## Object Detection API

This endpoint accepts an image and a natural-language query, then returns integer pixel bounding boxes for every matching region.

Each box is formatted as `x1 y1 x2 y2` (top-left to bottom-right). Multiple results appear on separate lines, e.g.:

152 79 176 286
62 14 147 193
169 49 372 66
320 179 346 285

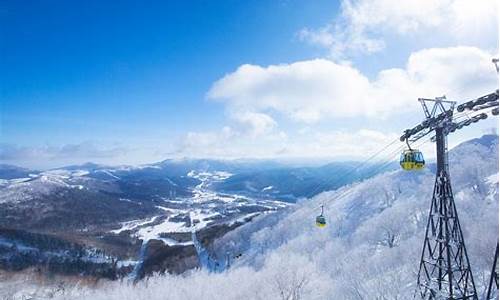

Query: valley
0 167 290 280
0 159 386 282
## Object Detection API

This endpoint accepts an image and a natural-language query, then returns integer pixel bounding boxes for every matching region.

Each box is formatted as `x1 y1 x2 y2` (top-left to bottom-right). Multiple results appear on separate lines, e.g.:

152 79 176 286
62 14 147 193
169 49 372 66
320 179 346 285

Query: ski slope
5 136 499 299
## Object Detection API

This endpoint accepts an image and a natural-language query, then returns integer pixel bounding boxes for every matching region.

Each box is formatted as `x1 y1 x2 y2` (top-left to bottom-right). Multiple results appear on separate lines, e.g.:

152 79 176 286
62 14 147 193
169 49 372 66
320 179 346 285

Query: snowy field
106 170 291 247
1 139 498 300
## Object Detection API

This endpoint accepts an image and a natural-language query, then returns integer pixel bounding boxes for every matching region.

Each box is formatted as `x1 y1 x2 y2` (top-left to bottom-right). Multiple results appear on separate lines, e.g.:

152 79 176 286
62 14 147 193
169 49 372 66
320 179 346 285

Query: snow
192 231 225 273
72 170 90 177
3 136 499 300
108 168 288 250
96 169 121 179
187 171 249 206
261 186 273 192
486 172 498 185
42 169 89 178
155 206 183 213
0 168 97 204
135 218 188 239
6 137 499 298
188 171 233 181
119 198 141 205
190 209 220 230
227 212 261 226
8 178 32 184
117 259 138 268
0 176 67 204
158 237 193 246
134 209 221 243
39 174 71 187
110 217 159 234
164 177 178 186
114 165 161 171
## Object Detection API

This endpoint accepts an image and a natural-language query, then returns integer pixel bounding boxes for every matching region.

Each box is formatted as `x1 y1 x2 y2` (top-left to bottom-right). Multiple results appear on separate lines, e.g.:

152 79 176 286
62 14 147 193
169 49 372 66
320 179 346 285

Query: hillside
0 157 392 286
3 135 497 299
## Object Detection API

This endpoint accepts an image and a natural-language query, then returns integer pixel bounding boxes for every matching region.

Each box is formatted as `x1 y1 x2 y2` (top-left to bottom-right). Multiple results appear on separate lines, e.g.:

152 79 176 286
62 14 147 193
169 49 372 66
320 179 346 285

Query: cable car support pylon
400 89 499 299
486 242 499 300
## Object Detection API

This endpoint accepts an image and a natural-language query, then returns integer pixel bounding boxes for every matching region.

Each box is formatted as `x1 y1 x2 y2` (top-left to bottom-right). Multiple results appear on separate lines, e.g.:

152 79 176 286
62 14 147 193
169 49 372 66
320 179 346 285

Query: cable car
400 138 425 171
400 149 425 171
316 205 326 228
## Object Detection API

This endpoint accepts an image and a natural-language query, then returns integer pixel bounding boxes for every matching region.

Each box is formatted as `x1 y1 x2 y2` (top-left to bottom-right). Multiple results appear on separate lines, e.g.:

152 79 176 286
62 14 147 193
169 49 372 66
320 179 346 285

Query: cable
303 137 432 223
303 92 497 222
304 137 402 199
302 137 425 220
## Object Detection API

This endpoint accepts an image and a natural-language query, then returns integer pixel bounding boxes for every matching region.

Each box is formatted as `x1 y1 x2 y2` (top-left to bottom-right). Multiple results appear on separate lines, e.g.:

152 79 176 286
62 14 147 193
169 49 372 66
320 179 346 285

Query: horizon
4 132 498 171
1 0 498 169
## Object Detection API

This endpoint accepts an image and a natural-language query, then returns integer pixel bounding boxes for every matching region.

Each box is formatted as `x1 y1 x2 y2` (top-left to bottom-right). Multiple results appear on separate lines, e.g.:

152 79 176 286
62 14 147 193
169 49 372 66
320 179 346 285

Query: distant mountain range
0 156 396 280
0 158 396 204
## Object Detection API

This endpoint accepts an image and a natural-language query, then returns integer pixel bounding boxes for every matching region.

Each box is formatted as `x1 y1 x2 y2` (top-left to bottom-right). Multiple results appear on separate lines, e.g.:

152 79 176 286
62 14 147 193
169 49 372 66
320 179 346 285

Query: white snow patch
261 186 273 192
110 216 159 234
155 206 183 214
135 218 188 240
96 170 120 179
158 237 194 246
486 173 498 185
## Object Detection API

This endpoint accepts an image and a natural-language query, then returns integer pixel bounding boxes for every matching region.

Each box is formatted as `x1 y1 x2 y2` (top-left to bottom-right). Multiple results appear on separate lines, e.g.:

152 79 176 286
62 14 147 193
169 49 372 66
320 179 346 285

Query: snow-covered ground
2 138 497 300
14 136 492 300
0 168 93 204
110 216 159 234
486 172 498 185
188 170 233 203
109 171 290 247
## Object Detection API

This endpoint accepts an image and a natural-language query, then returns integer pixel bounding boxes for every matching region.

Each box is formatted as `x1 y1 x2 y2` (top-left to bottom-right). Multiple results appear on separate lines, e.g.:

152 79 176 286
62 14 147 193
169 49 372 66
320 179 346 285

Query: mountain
213 161 397 201
11 135 494 300
208 134 499 299
0 164 36 179
0 157 390 284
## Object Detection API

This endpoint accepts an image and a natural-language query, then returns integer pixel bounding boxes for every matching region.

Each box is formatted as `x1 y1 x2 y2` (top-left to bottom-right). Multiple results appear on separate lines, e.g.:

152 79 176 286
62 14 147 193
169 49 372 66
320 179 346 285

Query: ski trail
129 241 148 282
191 230 224 273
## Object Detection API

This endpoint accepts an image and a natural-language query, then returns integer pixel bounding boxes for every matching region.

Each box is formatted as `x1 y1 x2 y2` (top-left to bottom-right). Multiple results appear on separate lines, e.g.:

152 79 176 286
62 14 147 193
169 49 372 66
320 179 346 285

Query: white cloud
176 110 282 158
299 0 498 58
208 59 370 123
0 142 127 161
229 111 277 138
406 47 498 96
297 27 335 48
177 125 288 159
208 46 497 123
0 142 130 169
180 126 239 157
176 127 400 159
193 0 498 160
282 129 400 158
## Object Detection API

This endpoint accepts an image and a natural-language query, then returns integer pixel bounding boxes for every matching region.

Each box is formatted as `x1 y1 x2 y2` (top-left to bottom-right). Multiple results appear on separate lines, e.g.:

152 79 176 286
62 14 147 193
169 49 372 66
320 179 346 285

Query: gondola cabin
316 215 326 228
400 149 425 171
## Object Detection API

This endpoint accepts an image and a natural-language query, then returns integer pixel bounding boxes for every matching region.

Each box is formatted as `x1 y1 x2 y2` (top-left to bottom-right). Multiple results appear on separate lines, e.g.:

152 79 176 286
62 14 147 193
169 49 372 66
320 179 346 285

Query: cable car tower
486 58 499 300
486 242 498 300
400 89 499 299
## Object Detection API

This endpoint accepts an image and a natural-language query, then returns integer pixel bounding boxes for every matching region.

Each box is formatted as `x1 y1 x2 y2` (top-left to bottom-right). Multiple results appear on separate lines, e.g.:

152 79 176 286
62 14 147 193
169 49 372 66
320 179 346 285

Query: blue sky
1 0 498 168
2 1 335 142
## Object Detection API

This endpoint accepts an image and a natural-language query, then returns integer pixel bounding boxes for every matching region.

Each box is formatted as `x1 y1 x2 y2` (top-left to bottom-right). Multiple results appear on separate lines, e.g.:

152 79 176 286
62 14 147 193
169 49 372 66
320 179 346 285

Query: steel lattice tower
400 59 498 298
486 242 499 300
416 128 477 299
398 93 500 300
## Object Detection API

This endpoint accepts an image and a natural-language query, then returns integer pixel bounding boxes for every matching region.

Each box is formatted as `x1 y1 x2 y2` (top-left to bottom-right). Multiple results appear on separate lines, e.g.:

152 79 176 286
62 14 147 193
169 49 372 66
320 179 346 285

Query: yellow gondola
400 138 425 171
316 215 326 227
316 205 326 228
400 149 425 170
